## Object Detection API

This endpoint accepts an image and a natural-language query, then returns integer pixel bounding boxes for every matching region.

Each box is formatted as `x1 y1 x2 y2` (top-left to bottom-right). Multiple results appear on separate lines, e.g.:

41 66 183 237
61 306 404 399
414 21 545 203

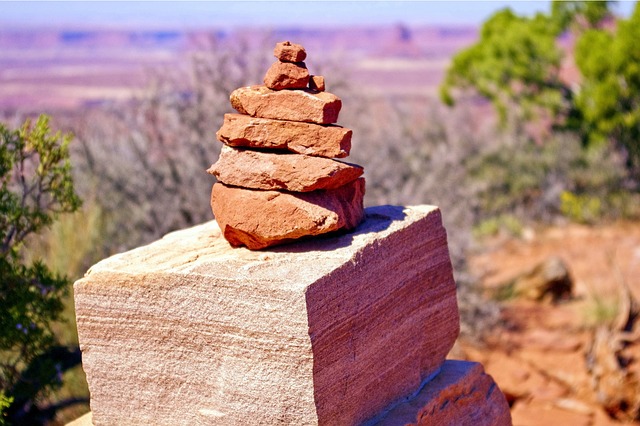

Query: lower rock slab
372 360 512 426
74 205 460 425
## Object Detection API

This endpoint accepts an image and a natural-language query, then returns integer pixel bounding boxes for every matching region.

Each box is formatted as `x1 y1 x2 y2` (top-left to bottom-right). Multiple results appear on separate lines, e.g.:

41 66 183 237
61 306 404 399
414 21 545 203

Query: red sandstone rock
216 113 351 158
309 75 325 92
208 145 363 192
376 361 512 426
264 61 310 90
274 40 306 62
230 85 341 124
74 205 460 425
210 178 365 249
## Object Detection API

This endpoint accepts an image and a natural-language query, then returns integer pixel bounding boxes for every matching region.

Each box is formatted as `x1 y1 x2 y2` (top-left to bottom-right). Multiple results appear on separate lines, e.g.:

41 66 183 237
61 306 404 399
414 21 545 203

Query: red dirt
461 221 640 425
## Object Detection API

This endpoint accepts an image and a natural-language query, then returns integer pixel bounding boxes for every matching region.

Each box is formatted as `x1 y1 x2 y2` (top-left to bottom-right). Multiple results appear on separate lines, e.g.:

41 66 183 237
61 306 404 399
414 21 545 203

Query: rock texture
274 40 306 62
264 61 310 90
373 361 512 426
74 205 461 426
216 113 351 158
210 41 363 249
230 85 342 124
309 75 325 92
210 178 365 250
73 39 511 426
208 145 363 192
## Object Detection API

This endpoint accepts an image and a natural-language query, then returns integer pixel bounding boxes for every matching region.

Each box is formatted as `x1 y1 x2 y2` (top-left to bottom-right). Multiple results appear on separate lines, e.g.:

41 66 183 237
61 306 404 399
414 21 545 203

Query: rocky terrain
457 221 640 425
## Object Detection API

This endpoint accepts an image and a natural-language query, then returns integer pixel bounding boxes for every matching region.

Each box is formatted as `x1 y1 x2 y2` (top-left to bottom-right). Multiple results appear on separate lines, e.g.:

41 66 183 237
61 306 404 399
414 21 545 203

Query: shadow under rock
269 205 407 253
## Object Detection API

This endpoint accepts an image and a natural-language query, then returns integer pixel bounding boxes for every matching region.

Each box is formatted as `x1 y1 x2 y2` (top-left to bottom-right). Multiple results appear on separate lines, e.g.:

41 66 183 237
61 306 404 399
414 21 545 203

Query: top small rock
274 41 307 63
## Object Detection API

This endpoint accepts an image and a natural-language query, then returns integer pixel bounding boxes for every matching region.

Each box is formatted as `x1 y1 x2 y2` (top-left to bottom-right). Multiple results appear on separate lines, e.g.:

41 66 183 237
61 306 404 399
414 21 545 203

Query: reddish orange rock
376 361 512 426
264 61 310 90
208 145 363 192
216 113 351 158
309 75 325 92
210 178 365 250
230 85 341 124
273 40 306 62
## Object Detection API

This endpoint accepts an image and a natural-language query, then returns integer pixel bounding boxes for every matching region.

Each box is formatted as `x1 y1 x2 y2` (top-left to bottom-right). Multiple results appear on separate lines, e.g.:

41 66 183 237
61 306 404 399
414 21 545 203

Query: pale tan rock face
208 145 363 192
230 85 342 124
274 40 306 62
263 61 310 90
210 178 365 250
216 113 351 158
375 361 512 426
74 205 460 426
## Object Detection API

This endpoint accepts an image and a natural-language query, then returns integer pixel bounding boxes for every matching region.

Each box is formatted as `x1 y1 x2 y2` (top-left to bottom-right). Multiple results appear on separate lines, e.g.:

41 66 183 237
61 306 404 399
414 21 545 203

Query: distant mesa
374 23 425 59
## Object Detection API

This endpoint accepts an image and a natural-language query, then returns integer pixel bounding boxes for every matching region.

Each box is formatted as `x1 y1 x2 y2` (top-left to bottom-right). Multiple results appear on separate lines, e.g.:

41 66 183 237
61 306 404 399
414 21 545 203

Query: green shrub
469 132 636 225
0 115 85 424
0 393 12 426
473 214 524 239
560 191 602 223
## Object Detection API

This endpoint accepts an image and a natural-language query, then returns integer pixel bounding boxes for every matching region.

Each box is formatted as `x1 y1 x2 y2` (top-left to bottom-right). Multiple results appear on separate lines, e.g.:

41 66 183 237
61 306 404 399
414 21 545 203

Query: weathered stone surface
264 61 310 90
216 113 351 158
230 85 341 124
211 178 365 249
75 205 460 425
374 360 512 426
274 40 306 62
309 75 325 92
208 145 363 192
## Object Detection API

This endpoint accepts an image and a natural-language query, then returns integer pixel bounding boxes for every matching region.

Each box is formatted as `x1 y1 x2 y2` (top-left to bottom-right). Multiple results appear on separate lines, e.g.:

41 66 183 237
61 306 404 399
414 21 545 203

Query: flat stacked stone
209 41 364 250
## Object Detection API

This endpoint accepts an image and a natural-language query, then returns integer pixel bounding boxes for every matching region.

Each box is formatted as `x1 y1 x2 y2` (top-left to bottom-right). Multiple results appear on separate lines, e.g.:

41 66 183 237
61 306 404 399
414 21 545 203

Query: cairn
208 41 365 250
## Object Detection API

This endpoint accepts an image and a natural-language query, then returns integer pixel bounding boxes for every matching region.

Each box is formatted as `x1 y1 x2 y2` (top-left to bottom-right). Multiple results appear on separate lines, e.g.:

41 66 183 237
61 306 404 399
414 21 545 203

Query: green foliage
582 293 620 327
0 393 11 426
440 7 569 127
575 2 640 169
469 132 634 224
26 199 105 280
1 115 81 258
560 191 603 223
473 214 524 239
0 115 82 423
551 1 612 32
442 0 640 175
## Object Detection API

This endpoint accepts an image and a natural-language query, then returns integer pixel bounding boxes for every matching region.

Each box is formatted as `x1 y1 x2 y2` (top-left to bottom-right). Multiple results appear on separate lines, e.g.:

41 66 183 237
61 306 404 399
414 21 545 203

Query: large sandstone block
216 113 351 158
374 360 512 426
210 178 366 250
208 145 363 192
75 205 460 426
230 85 342 124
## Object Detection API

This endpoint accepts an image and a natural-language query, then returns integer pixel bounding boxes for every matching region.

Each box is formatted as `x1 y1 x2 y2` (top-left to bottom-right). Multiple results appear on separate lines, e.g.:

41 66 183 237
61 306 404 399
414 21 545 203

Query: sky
0 1 636 29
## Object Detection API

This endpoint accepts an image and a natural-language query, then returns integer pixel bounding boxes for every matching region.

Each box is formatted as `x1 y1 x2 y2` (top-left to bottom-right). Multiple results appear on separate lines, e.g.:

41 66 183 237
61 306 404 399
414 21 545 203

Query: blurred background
1 1 639 425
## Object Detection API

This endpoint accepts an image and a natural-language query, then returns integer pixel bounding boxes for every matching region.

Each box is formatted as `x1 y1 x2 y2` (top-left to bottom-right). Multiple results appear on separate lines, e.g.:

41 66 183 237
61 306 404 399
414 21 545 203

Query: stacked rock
208 41 365 250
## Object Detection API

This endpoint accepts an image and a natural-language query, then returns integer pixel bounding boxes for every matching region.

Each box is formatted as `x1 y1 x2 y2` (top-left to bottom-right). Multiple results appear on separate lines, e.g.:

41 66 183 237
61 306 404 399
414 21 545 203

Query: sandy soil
461 221 640 425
